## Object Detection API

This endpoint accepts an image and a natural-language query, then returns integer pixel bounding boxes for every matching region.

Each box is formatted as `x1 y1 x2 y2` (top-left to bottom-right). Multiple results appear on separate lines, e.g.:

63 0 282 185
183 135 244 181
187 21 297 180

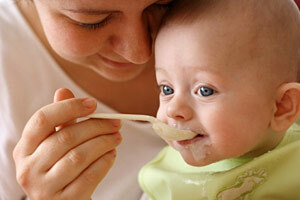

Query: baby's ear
270 83 300 131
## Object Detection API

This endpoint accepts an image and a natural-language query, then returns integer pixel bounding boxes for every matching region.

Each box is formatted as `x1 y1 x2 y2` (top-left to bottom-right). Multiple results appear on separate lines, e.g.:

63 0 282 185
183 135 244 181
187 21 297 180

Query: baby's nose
166 97 193 121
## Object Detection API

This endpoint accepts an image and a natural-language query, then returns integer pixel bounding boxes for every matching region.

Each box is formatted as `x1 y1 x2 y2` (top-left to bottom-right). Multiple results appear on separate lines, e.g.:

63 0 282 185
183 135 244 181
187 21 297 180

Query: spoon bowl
87 113 197 141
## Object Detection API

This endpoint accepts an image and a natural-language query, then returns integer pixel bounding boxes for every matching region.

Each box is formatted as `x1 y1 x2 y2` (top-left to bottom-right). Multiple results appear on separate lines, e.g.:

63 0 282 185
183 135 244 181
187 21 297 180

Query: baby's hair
162 0 300 83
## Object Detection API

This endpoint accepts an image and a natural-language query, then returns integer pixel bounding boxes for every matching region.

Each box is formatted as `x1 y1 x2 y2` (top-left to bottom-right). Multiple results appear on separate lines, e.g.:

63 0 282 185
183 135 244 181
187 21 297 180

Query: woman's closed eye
76 15 112 30
63 10 115 30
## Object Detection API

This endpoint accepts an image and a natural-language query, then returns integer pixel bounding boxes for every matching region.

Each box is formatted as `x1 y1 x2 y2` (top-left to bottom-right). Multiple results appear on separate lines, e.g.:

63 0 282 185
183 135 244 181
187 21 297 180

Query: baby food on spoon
88 113 198 141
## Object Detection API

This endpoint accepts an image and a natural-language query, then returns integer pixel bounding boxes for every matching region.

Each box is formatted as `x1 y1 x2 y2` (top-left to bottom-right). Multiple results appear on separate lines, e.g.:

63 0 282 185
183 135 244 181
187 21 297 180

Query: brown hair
162 0 217 25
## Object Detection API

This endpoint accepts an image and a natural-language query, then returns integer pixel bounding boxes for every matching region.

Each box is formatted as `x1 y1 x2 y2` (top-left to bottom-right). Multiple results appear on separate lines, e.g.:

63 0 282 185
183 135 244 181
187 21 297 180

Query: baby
139 0 300 199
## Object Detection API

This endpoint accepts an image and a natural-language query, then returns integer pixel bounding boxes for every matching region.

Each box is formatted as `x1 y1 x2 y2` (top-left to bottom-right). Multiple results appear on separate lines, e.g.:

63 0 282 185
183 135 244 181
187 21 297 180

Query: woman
0 0 171 199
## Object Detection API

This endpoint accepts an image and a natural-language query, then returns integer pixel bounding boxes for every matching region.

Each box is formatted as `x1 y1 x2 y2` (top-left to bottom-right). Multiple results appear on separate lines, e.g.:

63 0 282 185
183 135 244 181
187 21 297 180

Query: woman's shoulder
0 0 49 71
0 0 37 49
0 1 30 53
0 0 21 28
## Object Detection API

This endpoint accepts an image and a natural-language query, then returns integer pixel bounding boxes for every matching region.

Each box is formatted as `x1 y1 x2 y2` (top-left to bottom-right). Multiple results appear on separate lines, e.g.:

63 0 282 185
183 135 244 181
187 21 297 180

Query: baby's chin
180 151 215 166
168 141 216 167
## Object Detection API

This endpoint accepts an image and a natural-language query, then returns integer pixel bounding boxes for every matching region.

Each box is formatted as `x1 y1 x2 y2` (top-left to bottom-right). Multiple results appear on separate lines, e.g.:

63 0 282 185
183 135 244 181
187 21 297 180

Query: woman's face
33 0 171 81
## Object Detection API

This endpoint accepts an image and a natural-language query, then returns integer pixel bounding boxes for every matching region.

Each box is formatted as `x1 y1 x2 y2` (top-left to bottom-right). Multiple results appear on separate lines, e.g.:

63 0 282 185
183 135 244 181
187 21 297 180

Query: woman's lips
98 54 133 68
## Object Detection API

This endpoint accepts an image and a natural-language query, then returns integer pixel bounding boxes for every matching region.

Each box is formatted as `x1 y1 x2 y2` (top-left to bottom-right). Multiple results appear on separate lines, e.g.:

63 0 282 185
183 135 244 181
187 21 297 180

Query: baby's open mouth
192 132 204 139
176 133 205 145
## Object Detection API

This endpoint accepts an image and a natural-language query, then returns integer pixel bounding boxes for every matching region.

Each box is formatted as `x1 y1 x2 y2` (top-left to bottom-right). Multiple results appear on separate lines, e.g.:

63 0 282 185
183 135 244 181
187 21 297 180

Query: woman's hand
13 88 122 200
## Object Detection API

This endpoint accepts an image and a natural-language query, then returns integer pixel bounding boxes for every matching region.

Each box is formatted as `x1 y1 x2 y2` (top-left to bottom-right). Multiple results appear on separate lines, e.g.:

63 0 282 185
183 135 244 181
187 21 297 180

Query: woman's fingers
16 97 97 157
34 118 121 171
58 150 117 199
46 132 121 190
54 88 76 131
13 88 123 200
54 88 75 102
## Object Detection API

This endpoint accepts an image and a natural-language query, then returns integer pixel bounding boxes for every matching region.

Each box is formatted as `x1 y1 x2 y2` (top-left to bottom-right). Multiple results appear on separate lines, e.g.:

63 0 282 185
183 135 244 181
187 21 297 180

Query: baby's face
155 22 278 166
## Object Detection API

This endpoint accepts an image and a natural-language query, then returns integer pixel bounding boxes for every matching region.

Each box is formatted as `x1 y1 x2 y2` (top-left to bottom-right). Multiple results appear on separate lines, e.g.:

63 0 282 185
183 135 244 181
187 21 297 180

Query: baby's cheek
207 119 247 157
213 133 253 159
156 107 167 122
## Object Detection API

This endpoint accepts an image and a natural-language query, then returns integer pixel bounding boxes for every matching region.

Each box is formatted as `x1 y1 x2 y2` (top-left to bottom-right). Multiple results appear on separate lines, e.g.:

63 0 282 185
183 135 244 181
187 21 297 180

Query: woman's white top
0 1 166 199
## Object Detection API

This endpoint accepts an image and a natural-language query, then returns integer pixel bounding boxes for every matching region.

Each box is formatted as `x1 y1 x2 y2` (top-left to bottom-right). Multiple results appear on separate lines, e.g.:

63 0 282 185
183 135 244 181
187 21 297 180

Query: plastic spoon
87 113 197 141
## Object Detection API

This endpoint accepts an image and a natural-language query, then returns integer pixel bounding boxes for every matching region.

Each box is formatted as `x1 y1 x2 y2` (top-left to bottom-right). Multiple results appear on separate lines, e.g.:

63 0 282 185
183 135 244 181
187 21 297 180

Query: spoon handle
87 113 156 123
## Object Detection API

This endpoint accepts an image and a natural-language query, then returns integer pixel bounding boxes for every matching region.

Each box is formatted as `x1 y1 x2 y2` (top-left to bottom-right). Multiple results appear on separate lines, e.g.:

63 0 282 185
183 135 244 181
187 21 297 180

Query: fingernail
82 98 96 109
110 149 117 158
111 119 121 127
115 133 122 143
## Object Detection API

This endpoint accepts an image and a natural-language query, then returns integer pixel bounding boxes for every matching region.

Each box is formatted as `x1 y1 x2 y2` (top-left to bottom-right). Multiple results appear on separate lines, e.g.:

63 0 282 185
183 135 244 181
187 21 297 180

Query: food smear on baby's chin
189 138 211 163
174 135 212 163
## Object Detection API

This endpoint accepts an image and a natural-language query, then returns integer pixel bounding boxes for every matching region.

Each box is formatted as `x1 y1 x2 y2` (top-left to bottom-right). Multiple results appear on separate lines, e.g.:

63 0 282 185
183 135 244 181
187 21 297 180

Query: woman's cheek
41 14 102 57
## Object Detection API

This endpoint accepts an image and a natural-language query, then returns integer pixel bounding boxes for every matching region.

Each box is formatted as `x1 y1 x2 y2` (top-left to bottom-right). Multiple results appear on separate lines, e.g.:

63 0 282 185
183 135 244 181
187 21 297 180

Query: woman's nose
166 96 193 121
110 15 152 64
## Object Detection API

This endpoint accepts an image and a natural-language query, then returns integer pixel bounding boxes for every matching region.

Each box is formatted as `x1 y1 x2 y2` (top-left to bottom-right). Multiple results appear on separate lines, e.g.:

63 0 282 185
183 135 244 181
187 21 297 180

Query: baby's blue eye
161 85 174 95
197 87 214 97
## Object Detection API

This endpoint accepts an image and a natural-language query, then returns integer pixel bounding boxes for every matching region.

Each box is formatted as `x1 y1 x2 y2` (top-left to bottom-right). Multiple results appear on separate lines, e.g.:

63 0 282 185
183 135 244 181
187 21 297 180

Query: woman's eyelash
77 15 112 30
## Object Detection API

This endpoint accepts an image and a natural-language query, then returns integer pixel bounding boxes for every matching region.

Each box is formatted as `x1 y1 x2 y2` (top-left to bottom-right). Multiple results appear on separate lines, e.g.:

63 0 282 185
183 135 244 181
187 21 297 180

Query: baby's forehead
163 0 300 51
159 19 277 71
159 0 300 83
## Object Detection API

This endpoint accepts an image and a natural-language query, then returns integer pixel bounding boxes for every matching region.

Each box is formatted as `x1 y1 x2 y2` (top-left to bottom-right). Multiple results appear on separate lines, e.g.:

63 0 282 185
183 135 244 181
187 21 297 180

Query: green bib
139 124 300 200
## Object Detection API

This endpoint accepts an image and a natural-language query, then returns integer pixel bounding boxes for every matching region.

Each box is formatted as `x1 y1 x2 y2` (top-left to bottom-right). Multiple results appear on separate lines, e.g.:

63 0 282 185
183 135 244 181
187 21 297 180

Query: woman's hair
161 0 217 26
